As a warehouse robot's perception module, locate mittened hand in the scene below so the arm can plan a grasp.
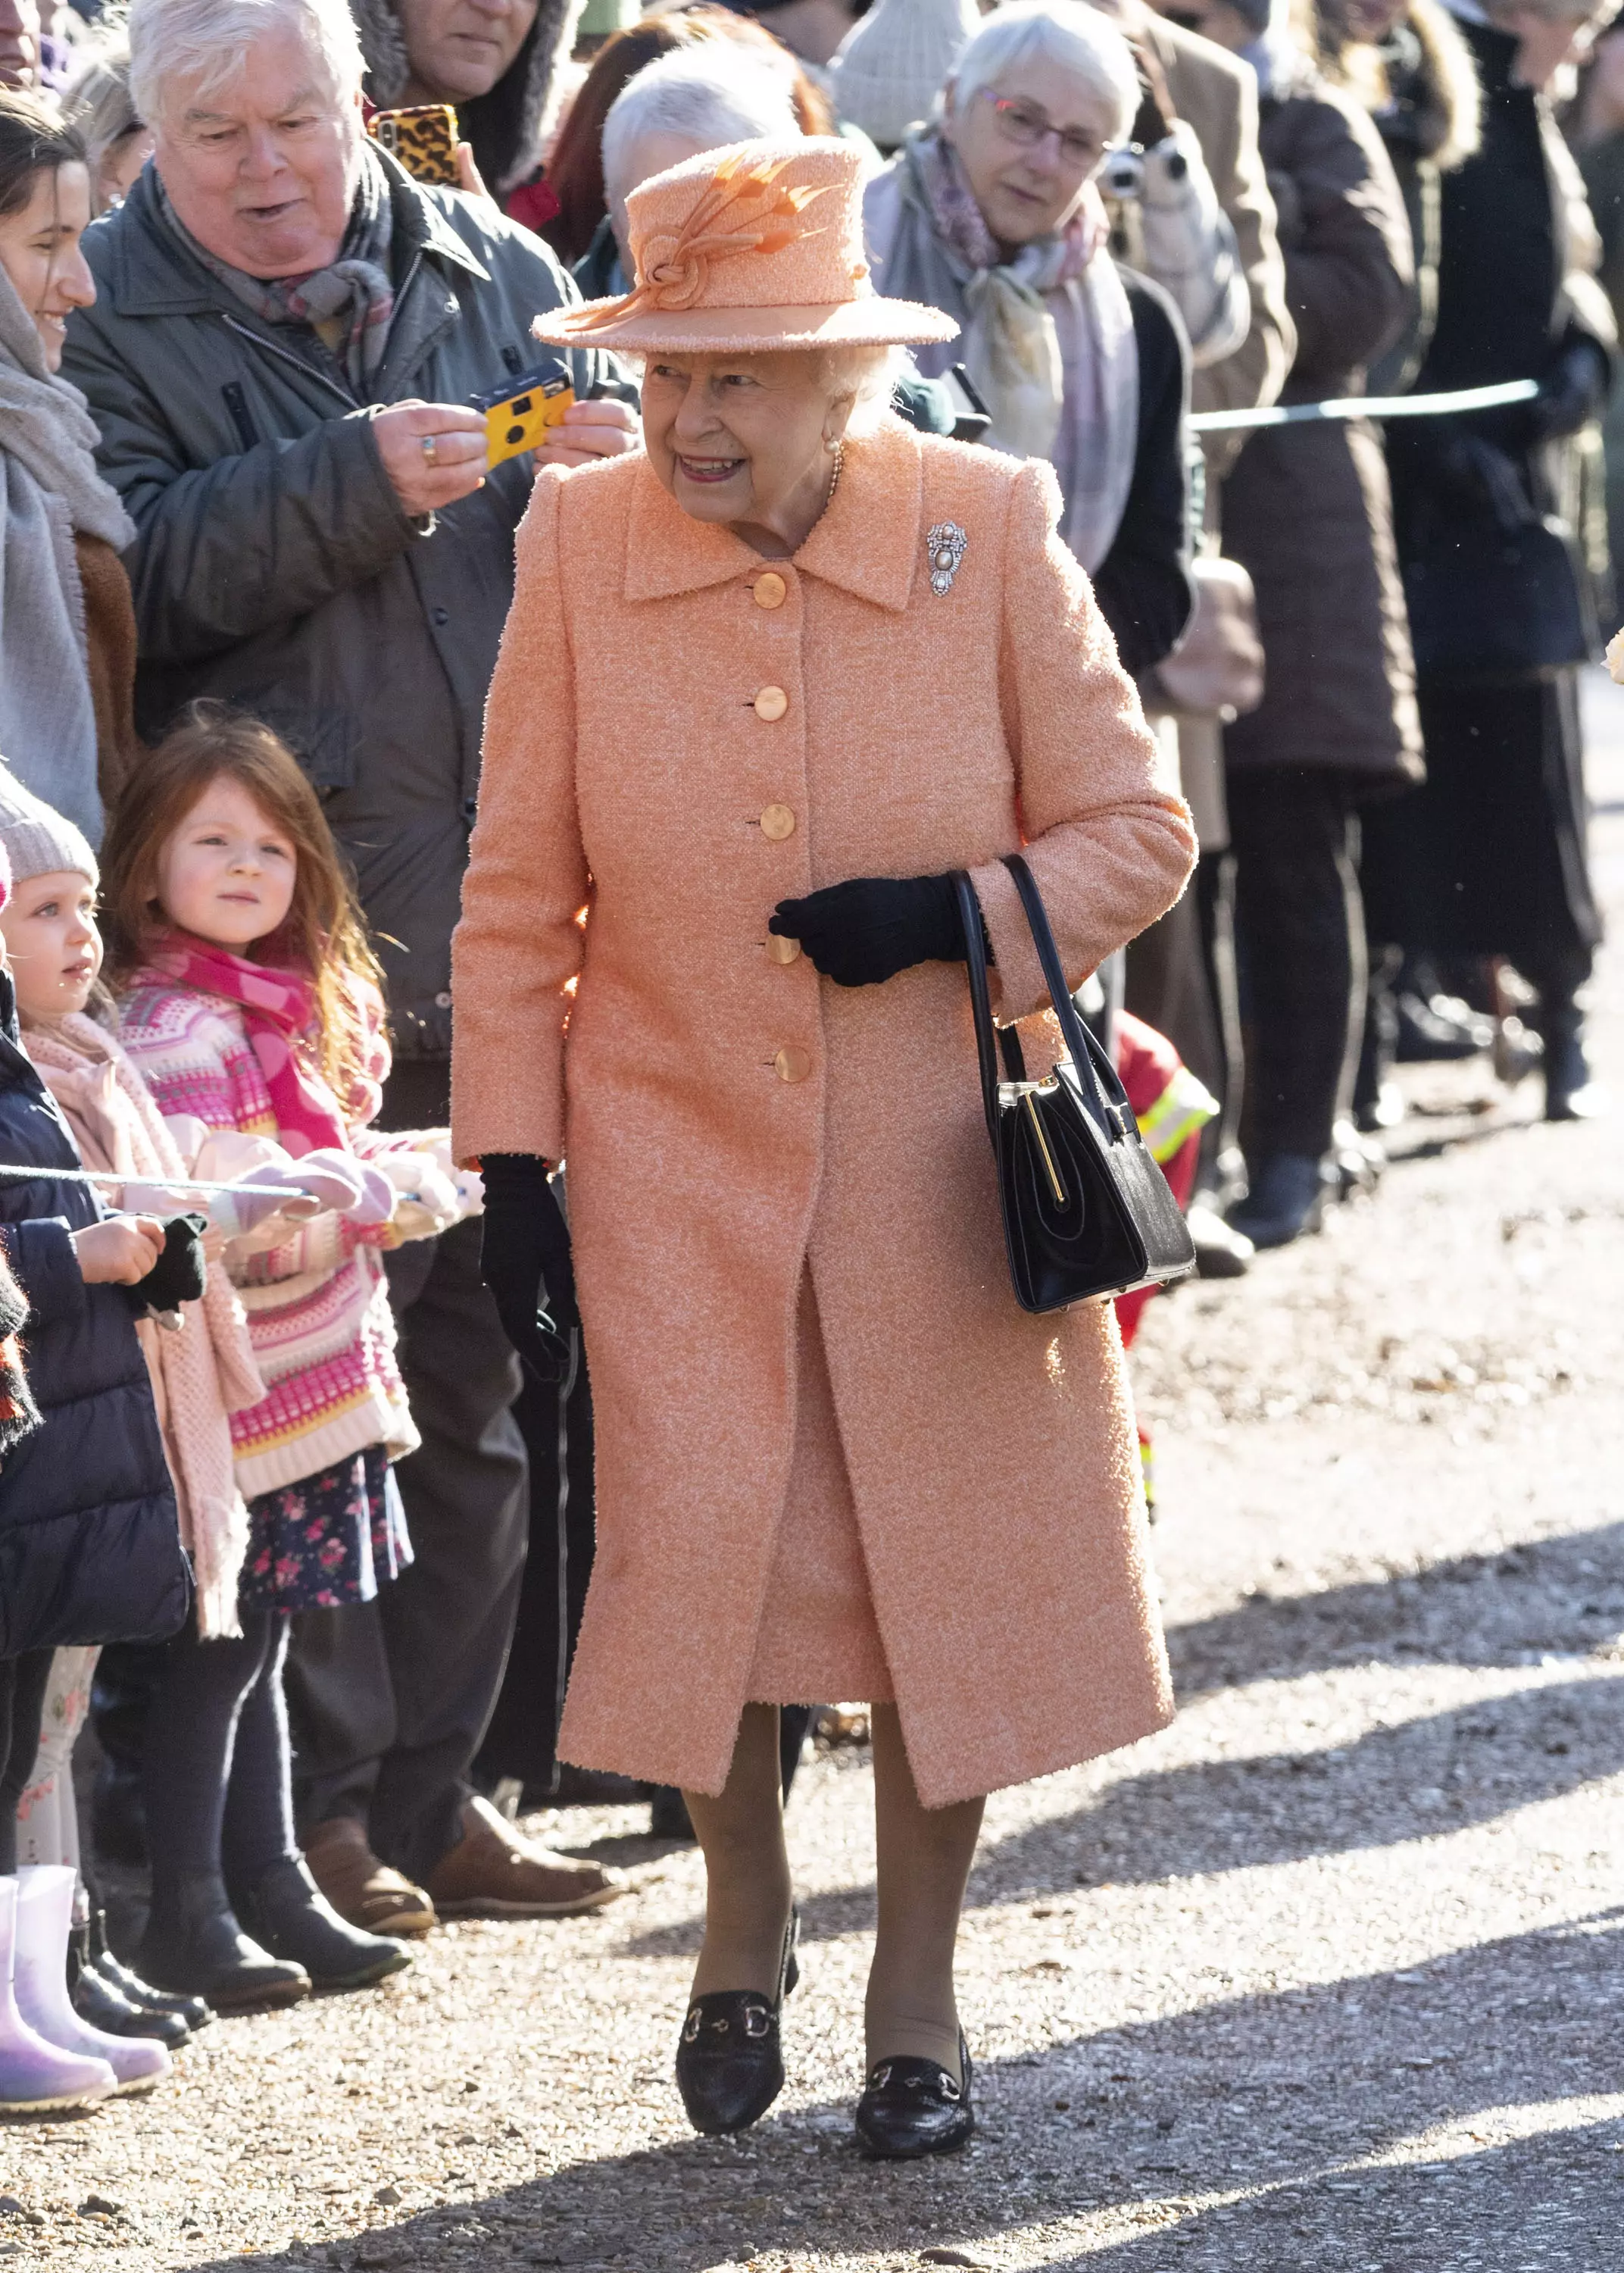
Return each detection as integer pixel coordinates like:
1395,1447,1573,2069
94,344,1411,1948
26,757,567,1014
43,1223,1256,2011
479,1152,578,1385
770,873,966,989
125,1214,209,1321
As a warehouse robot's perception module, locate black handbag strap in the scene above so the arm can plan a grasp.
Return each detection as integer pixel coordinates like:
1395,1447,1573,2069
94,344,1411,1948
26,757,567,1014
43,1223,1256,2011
954,871,1001,1146
952,858,1118,1135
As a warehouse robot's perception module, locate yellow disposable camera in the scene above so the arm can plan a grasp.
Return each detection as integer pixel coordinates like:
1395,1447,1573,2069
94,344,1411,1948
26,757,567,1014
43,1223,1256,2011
470,367,576,469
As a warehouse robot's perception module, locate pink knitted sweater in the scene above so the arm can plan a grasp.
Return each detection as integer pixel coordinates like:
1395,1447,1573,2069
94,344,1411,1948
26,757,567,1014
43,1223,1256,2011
117,983,419,1500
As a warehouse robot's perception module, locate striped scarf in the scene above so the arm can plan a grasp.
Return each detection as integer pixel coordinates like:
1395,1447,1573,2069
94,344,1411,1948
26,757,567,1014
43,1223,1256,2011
158,149,398,402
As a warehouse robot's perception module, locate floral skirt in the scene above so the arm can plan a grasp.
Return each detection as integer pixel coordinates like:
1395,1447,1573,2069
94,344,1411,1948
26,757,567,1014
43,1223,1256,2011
239,1445,412,1614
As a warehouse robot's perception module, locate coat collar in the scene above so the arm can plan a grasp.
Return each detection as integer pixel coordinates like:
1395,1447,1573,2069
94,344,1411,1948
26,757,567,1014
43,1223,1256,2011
623,412,924,614
95,146,488,320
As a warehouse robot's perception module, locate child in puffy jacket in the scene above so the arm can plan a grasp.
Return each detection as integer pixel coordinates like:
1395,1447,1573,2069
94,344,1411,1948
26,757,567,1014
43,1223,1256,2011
0,800,187,2116
98,705,476,2016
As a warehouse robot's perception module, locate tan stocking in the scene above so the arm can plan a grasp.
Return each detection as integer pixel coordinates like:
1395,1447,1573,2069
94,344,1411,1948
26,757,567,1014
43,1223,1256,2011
682,1703,794,2002
864,1703,984,2083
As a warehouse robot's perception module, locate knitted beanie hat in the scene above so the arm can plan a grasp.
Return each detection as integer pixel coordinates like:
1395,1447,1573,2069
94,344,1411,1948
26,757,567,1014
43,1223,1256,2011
829,0,980,154
0,764,98,893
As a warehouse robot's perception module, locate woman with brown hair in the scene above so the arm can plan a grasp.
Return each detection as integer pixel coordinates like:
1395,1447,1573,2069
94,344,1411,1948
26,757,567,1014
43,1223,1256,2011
0,90,140,842
539,2,832,265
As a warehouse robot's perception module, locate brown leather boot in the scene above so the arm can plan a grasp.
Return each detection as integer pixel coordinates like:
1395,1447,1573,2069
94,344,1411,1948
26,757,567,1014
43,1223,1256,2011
303,1815,436,1939
424,1796,626,1918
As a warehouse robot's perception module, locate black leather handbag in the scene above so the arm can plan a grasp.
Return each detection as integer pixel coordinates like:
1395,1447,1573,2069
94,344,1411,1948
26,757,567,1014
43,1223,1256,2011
954,858,1195,1313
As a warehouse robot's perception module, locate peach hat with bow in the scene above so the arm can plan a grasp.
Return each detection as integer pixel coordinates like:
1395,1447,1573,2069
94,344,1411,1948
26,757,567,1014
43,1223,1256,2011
532,136,960,355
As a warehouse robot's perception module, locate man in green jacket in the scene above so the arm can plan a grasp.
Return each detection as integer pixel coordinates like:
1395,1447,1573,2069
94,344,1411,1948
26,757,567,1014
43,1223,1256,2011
65,0,635,1932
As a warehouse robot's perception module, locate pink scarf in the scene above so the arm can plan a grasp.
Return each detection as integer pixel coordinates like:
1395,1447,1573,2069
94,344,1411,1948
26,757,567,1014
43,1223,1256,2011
143,932,356,1158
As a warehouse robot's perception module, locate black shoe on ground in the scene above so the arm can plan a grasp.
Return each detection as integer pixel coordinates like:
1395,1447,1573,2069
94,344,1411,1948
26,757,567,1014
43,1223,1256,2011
675,1910,799,2136
1186,1202,1253,1280
89,1911,214,2031
1394,986,1493,1063
1543,1031,1607,1121
855,2034,975,2162
233,1856,411,1992
137,1869,311,2013
1227,1154,1327,1251
71,1958,189,2046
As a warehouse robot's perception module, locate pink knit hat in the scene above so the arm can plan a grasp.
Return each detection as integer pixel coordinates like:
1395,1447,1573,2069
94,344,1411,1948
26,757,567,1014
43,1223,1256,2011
534,137,959,355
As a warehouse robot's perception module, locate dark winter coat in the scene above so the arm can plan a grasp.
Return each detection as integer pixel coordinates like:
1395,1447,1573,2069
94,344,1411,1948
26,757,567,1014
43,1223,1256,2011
351,0,576,196
1221,58,1423,791
63,152,614,1076
1385,16,1615,652
0,974,186,1659
1357,0,1482,395
1362,16,1615,966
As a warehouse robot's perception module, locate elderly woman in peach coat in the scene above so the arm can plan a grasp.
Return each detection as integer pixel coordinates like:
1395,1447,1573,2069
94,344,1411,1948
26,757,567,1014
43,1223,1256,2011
451,138,1195,2159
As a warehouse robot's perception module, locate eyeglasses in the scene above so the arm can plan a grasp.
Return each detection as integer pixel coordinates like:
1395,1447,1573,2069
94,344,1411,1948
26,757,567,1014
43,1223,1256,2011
974,88,1105,170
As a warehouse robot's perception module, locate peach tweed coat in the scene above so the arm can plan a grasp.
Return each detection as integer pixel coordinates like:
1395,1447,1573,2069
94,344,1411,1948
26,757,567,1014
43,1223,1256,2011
451,411,1196,1806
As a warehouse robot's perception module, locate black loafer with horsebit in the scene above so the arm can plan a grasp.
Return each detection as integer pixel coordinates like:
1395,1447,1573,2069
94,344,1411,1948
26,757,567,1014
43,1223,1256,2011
854,2034,975,2160
674,1910,800,2135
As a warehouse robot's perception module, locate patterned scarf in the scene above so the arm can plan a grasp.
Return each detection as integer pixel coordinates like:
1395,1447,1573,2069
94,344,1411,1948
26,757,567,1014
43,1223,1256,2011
874,127,1139,571
142,933,353,1158
912,128,1100,461
158,148,398,401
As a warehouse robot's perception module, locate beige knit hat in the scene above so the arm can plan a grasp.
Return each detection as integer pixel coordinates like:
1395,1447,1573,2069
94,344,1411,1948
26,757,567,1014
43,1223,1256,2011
0,764,98,890
828,0,980,155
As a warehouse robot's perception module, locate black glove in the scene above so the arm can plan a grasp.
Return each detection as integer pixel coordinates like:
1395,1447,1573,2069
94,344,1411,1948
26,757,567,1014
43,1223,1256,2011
770,872,969,989
124,1214,208,1318
479,1152,577,1385
1529,339,1611,443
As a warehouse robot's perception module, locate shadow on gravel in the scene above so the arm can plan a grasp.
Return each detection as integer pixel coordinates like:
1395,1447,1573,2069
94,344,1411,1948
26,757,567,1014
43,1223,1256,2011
1166,1521,1624,1699
957,1670,1624,1913
164,1910,1624,2273
617,1665,1624,1959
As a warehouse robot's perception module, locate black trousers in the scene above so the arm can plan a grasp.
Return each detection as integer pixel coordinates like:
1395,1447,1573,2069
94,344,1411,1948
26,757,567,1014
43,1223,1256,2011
1227,767,1366,1162
285,1065,528,1885
0,1649,53,1875
473,1333,596,1794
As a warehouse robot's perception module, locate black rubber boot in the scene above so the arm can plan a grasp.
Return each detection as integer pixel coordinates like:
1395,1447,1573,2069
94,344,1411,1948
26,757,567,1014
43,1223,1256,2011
137,1869,310,2014
232,1857,411,1992
72,1955,189,2047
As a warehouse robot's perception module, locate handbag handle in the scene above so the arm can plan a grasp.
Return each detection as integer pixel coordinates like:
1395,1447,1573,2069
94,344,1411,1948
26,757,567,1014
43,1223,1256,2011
954,871,1002,1147
952,858,1120,1136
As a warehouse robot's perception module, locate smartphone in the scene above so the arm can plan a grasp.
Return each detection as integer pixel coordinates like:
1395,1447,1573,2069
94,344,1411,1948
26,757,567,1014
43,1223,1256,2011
367,105,461,187
470,366,576,468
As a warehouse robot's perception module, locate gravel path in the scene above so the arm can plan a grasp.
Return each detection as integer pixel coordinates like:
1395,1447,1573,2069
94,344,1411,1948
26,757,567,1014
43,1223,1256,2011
7,684,1624,2273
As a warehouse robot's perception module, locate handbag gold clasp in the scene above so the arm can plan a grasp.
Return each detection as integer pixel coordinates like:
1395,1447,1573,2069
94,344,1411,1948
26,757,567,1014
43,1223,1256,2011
998,1079,1067,1208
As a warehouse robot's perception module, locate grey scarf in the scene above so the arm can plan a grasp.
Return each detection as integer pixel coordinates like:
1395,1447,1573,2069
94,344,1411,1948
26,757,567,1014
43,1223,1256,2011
0,261,134,848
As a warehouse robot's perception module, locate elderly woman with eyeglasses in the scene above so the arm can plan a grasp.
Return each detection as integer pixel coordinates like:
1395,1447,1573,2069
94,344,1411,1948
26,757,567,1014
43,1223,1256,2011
864,0,1196,677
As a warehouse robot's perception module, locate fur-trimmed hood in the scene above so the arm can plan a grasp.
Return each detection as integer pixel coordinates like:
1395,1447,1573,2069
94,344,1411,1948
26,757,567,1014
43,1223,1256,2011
350,0,585,193
1323,0,1481,172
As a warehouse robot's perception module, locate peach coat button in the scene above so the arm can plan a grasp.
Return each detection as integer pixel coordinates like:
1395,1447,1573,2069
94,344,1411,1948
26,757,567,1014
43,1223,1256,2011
753,571,788,609
754,685,789,722
760,804,796,841
774,1046,812,1083
765,933,802,965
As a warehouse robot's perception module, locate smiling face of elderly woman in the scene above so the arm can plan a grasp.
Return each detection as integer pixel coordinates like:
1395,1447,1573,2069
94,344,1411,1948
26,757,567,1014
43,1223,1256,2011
641,349,876,558
133,0,364,277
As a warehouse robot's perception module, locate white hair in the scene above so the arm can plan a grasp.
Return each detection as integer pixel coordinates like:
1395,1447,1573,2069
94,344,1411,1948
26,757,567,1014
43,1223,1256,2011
601,49,801,213
128,0,366,128
949,1,1140,149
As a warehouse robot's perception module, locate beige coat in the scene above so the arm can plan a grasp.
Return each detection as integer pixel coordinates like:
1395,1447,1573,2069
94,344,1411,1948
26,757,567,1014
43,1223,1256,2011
451,416,1197,1806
